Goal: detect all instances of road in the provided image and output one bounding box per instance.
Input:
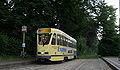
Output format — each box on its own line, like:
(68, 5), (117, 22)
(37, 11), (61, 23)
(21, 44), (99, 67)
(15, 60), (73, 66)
(1, 59), (111, 70)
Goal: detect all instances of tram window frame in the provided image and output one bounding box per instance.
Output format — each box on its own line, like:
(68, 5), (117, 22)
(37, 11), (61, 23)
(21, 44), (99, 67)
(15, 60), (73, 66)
(66, 38), (68, 47)
(70, 40), (73, 48)
(71, 42), (73, 48)
(68, 39), (70, 47)
(67, 39), (69, 47)
(75, 43), (77, 48)
(57, 34), (61, 45)
(65, 37), (67, 46)
(74, 42), (76, 48)
(72, 41), (74, 47)
(73, 42), (75, 47)
(51, 33), (56, 45)
(69, 40), (71, 47)
(63, 36), (65, 46)
(70, 42), (71, 47)
(60, 35), (63, 46)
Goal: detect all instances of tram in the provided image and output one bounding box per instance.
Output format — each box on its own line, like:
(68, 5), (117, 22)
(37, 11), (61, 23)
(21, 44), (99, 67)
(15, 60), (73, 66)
(37, 28), (77, 61)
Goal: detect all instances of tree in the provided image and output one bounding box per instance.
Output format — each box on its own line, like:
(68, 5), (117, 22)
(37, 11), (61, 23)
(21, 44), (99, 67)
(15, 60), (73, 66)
(0, 0), (118, 57)
(98, 2), (120, 56)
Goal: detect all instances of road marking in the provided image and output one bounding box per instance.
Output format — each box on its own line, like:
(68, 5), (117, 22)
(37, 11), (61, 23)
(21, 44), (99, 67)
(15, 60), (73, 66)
(75, 62), (86, 70)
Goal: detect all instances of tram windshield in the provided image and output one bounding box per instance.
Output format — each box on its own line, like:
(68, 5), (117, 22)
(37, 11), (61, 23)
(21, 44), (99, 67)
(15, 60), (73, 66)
(39, 33), (51, 45)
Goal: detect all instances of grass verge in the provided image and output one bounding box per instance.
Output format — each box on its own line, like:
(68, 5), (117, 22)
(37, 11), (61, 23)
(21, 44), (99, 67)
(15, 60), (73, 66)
(103, 56), (118, 58)
(77, 55), (98, 59)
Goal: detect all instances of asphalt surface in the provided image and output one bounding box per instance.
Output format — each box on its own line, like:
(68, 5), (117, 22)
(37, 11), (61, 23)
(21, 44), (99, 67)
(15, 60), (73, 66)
(1, 59), (111, 70)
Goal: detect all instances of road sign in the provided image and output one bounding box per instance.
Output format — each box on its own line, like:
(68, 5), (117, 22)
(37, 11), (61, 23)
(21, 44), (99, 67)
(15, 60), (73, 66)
(22, 26), (27, 32)
(21, 26), (27, 58)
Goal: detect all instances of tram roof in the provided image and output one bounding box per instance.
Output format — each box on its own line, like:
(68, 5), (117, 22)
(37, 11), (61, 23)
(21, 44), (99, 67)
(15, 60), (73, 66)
(37, 28), (77, 43)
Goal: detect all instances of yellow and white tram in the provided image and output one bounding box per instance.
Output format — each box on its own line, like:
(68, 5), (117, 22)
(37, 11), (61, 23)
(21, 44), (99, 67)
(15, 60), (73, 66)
(37, 28), (77, 61)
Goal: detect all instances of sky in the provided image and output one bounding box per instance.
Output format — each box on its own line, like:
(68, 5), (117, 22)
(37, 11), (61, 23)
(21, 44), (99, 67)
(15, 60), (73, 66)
(105, 0), (119, 25)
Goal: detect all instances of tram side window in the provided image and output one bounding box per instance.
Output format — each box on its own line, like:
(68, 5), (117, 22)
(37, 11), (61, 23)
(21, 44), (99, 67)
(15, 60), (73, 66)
(71, 41), (73, 47)
(60, 35), (63, 46)
(72, 42), (75, 48)
(75, 43), (77, 48)
(51, 33), (56, 45)
(68, 40), (70, 47)
(74, 42), (76, 48)
(70, 41), (71, 47)
(63, 37), (66, 46)
(69, 40), (72, 47)
(64, 38), (67, 46)
(57, 35), (60, 45)
(70, 42), (72, 47)
(66, 38), (69, 47)
(73, 43), (75, 48)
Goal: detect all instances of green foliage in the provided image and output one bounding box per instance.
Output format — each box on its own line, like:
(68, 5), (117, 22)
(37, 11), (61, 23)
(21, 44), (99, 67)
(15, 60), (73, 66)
(98, 2), (120, 56)
(0, 32), (21, 55)
(77, 55), (98, 59)
(77, 36), (98, 56)
(99, 35), (120, 56)
(77, 36), (88, 55)
(0, 55), (35, 61)
(0, 0), (119, 57)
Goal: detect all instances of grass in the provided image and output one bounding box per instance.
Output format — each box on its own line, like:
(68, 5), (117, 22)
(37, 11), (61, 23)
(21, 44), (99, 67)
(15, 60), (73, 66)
(77, 55), (98, 59)
(103, 56), (118, 58)
(0, 55), (35, 62)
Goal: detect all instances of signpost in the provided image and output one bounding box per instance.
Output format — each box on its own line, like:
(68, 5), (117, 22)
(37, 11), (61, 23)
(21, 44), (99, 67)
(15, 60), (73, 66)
(22, 26), (27, 58)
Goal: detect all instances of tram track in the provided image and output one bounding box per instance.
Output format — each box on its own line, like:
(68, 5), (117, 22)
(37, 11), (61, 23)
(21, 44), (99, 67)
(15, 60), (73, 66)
(102, 58), (120, 70)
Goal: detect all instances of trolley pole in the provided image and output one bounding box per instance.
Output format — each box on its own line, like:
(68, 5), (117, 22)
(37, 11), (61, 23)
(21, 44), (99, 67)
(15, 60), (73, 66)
(22, 26), (27, 58)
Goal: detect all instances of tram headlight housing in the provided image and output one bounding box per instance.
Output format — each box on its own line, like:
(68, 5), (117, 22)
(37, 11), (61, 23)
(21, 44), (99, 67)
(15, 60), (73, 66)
(45, 52), (48, 54)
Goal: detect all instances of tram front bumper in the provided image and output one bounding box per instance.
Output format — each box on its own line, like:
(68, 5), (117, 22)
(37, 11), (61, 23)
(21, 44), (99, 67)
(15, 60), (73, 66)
(37, 56), (51, 59)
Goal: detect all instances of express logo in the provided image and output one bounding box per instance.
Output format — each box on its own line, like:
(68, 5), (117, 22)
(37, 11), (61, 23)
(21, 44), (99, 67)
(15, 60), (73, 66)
(58, 46), (66, 52)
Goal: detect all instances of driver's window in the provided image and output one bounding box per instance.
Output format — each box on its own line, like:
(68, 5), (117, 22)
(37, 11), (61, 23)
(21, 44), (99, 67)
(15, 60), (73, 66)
(39, 33), (51, 45)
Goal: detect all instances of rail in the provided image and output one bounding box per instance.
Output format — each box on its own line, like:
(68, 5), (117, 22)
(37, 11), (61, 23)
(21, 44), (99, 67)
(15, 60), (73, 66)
(101, 58), (120, 70)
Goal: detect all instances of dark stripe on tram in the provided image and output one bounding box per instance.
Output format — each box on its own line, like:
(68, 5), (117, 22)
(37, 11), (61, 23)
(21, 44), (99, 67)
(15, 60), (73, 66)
(37, 55), (75, 58)
(51, 55), (74, 56)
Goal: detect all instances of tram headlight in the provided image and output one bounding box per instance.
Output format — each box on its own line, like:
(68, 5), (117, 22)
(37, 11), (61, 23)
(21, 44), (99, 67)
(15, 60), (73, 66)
(41, 52), (44, 54)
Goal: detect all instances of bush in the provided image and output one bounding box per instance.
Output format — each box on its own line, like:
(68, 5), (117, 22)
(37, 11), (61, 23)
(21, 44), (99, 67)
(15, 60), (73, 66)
(77, 36), (97, 56)
(0, 33), (21, 56)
